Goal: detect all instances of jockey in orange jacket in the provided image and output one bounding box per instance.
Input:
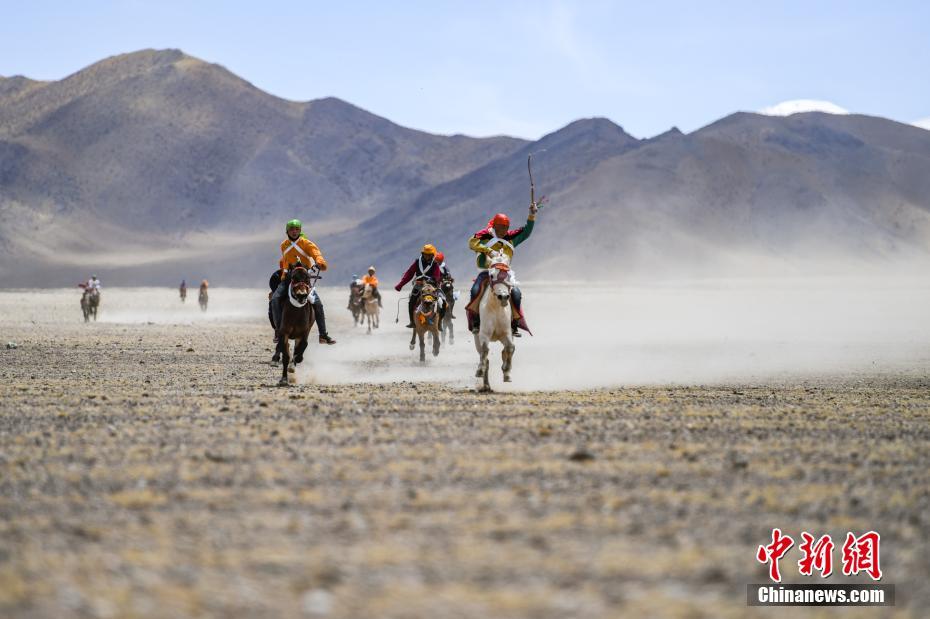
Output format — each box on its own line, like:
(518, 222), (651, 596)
(270, 219), (336, 345)
(362, 266), (382, 307)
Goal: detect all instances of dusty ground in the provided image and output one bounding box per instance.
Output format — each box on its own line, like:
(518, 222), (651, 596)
(1, 287), (929, 618)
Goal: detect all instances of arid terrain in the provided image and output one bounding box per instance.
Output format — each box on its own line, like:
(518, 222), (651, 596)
(1, 284), (929, 618)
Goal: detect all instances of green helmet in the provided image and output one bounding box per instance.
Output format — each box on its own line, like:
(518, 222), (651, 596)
(286, 219), (302, 232)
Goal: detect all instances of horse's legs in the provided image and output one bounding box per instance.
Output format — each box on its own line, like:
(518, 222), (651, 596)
(294, 337), (308, 364)
(432, 328), (440, 356)
(409, 327), (416, 351)
(279, 338), (290, 386)
(502, 339), (515, 383)
(479, 341), (491, 391)
(419, 329), (426, 362)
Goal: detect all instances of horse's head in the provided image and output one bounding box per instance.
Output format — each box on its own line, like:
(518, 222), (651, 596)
(289, 265), (311, 301)
(487, 251), (513, 307)
(419, 283), (438, 313)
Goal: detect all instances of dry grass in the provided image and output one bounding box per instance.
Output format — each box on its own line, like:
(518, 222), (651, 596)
(1, 318), (928, 618)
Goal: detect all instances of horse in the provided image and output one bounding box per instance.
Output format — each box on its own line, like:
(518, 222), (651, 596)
(473, 250), (516, 391)
(81, 289), (100, 322)
(348, 284), (364, 326)
(275, 264), (318, 386)
(410, 282), (441, 362)
(440, 274), (456, 345)
(198, 286), (208, 312)
(362, 283), (380, 333)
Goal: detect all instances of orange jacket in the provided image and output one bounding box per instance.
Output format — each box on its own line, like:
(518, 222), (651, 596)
(279, 236), (327, 273)
(362, 274), (379, 287)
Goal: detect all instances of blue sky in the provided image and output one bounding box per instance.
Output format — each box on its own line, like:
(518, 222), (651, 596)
(1, 0), (928, 139)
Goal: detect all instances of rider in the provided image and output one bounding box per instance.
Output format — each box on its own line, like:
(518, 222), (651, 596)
(200, 279), (209, 291)
(395, 244), (442, 328)
(362, 266), (382, 307)
(271, 219), (337, 345)
(347, 274), (362, 310)
(88, 275), (101, 292)
(467, 203), (538, 337)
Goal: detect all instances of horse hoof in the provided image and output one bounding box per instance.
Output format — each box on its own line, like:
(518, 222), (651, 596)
(287, 366), (295, 374)
(294, 356), (303, 364)
(503, 376), (512, 383)
(409, 344), (415, 351)
(278, 379), (289, 387)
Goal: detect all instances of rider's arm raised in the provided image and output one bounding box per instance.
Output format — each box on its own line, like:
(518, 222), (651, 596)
(510, 218), (535, 247)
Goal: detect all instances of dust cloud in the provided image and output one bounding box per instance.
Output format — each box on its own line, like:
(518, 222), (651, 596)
(2, 278), (928, 390)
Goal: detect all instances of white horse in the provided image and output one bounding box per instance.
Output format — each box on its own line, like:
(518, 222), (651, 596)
(474, 250), (516, 391)
(362, 283), (380, 333)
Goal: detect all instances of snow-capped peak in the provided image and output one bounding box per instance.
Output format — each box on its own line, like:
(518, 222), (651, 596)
(758, 100), (850, 117)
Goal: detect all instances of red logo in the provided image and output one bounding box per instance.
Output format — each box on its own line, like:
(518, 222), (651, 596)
(756, 528), (794, 583)
(842, 531), (882, 581)
(798, 532), (834, 577)
(758, 529), (881, 582)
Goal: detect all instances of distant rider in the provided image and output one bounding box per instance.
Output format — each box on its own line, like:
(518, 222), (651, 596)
(466, 203), (538, 337)
(362, 266), (382, 307)
(347, 274), (362, 310)
(270, 219), (336, 345)
(395, 244), (442, 328)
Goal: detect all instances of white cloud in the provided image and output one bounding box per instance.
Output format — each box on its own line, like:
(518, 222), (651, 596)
(759, 100), (850, 116)
(912, 117), (930, 131)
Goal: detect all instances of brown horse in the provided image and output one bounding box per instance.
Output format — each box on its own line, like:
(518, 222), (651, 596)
(409, 282), (441, 362)
(81, 289), (100, 322)
(275, 265), (318, 385)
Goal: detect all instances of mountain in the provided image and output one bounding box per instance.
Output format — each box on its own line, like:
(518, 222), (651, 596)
(0, 50), (525, 285)
(332, 111), (930, 280)
(2, 49), (930, 287)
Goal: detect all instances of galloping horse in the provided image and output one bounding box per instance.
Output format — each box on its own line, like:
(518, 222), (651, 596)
(473, 250), (516, 391)
(410, 282), (441, 362)
(198, 284), (209, 312)
(440, 274), (456, 345)
(275, 264), (319, 386)
(362, 283), (380, 333)
(81, 289), (100, 322)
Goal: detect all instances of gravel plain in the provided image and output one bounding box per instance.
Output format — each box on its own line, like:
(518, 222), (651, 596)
(1, 287), (929, 618)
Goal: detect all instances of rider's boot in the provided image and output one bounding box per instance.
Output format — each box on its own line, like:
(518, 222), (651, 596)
(467, 310), (479, 334)
(406, 297), (416, 328)
(314, 299), (337, 345)
(511, 320), (521, 338)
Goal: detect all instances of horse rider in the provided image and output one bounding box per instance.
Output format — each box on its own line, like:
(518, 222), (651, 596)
(179, 279), (187, 297)
(200, 279), (209, 291)
(270, 219), (336, 345)
(362, 266), (382, 307)
(436, 252), (456, 319)
(87, 275), (101, 292)
(395, 244), (442, 328)
(347, 273), (363, 310)
(466, 203), (538, 337)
